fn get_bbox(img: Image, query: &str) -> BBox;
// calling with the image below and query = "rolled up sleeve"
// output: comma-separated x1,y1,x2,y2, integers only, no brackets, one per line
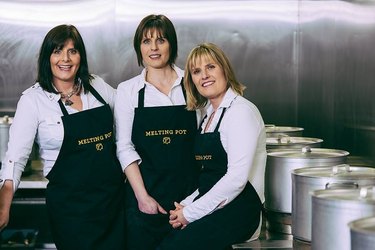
1,94,38,191
114,83,141,171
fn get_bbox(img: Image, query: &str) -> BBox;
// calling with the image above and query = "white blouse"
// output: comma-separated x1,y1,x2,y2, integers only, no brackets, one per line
181,88,267,223
0,75,116,191
114,66,201,171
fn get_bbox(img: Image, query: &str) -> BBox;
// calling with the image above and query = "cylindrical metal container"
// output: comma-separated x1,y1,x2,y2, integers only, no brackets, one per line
292,164,375,242
265,125,304,138
265,147,349,213
266,135,323,150
264,146,348,233
311,187,375,250
349,216,375,250
0,116,13,164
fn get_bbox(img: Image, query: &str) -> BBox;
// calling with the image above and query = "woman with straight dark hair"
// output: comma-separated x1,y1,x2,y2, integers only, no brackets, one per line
0,24,125,250
159,43,266,250
115,14,199,250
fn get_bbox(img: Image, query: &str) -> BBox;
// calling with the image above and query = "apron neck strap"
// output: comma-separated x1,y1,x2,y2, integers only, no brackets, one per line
86,84,106,104
214,108,227,133
58,99,69,116
199,108,227,133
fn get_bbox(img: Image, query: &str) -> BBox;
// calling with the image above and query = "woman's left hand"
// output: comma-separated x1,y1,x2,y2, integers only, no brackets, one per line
169,202,189,229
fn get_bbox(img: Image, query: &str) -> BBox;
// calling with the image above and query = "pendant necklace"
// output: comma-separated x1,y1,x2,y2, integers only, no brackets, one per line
60,85,79,106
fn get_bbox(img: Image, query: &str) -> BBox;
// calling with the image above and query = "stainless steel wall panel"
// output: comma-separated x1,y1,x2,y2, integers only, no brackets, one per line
298,1,375,161
0,0,374,162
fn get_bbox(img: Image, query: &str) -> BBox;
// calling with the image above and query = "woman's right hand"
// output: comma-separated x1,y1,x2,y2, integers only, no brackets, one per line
0,207,10,231
0,180,14,231
124,162,167,214
138,194,167,214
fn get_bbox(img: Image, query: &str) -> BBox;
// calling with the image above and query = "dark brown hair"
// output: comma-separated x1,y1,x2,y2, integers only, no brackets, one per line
37,24,92,93
133,14,178,67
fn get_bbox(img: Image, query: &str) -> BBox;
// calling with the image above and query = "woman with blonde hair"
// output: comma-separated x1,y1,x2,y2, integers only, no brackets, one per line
159,43,266,250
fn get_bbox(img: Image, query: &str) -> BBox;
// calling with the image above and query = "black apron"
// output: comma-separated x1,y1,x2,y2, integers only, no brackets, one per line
159,108,262,250
125,80,198,250
45,85,125,250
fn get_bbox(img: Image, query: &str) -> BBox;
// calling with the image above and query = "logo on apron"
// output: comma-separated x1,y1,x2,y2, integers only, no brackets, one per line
163,137,171,144
96,143,104,151
145,129,188,145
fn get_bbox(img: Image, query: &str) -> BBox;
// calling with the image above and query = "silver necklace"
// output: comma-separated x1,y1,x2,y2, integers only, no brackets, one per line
60,86,79,106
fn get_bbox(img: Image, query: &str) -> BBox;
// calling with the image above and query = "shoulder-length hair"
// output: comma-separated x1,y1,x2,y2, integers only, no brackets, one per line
36,24,93,93
184,43,246,110
133,14,178,67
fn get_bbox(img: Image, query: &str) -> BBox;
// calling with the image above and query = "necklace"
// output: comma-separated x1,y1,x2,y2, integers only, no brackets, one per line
60,85,79,106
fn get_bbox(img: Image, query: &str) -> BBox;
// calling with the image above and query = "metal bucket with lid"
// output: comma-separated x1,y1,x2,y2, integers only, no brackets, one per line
311,186,375,250
292,164,375,242
264,146,348,234
265,146,349,213
349,216,375,250
266,134,323,150
265,125,304,138
0,116,13,164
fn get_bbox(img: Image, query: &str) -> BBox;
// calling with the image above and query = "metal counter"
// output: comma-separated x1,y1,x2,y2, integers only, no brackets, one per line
19,170,48,189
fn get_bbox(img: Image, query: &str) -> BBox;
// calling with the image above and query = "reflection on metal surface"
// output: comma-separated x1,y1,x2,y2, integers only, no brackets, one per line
0,0,113,26
116,0,298,22
300,1,375,24
0,0,375,162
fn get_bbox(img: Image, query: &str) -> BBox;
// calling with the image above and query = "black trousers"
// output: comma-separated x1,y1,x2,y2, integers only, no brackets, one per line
158,185,261,250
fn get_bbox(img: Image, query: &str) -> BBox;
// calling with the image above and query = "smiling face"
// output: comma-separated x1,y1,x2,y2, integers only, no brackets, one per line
50,39,80,85
140,29,171,70
190,55,228,109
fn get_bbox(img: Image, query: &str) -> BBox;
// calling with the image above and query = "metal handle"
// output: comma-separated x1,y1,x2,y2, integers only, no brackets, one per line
332,164,351,175
360,186,375,199
2,115,10,123
325,182,359,190
277,134,291,144
302,146,312,153
265,124,275,128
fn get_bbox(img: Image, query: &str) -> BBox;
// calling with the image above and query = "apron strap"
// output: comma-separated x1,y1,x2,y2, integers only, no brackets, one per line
58,83,107,116
137,77,186,109
198,108,227,133
86,84,107,105
137,85,146,108
198,114,207,133
213,108,227,133
58,99,69,116
179,78,187,101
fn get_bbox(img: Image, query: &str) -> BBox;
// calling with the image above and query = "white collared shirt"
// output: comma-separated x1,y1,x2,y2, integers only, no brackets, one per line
181,88,267,223
0,75,116,191
114,66,200,170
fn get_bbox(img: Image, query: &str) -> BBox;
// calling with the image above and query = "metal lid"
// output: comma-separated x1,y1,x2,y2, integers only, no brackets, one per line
312,186,375,203
267,146,349,159
265,125,304,133
266,135,323,146
349,216,375,234
292,164,375,179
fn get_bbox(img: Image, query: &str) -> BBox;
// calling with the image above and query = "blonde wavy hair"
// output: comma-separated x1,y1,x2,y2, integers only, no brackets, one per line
184,43,246,110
